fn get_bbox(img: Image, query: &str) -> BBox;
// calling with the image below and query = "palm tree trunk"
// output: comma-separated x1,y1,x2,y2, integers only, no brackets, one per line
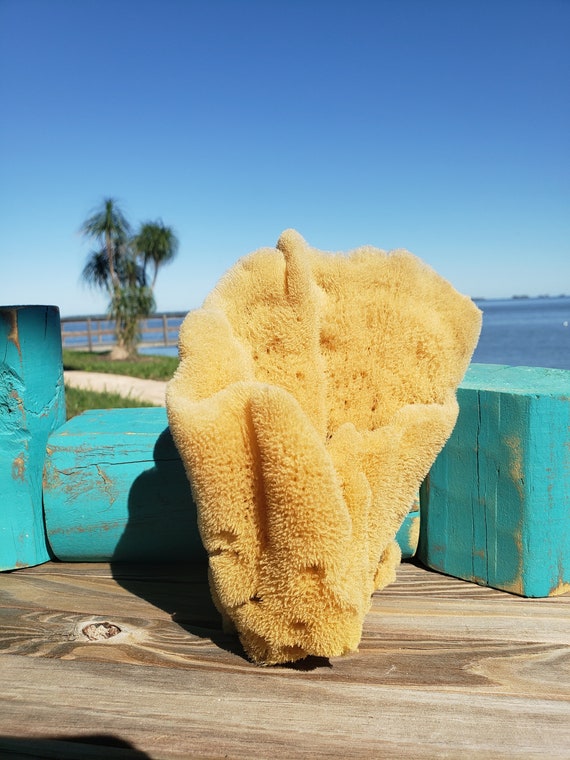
105,231,119,289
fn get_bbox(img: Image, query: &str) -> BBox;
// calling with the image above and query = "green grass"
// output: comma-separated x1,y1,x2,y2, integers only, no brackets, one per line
63,349,176,419
62,349,178,381
65,386,156,420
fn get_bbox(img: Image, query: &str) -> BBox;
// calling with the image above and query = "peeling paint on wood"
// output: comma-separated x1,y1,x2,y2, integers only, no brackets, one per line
0,305,66,571
12,454,25,480
419,364,570,597
2,308,21,355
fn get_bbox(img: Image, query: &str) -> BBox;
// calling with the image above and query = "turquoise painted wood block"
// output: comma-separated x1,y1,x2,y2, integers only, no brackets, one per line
395,496,420,560
0,305,66,571
44,407,418,562
418,364,570,597
44,408,206,562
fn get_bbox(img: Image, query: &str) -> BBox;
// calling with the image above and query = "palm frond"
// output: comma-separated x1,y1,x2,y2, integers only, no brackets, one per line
81,248,112,291
133,220,179,287
80,197,131,242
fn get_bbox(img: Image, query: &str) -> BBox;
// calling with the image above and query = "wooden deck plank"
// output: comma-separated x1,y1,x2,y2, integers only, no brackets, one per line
0,562,569,759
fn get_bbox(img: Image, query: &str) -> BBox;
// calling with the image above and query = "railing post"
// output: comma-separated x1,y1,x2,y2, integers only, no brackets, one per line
87,316,93,352
162,314,168,346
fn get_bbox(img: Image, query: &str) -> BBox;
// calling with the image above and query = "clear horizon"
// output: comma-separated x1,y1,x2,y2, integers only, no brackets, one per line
53,292,570,321
1,0,569,317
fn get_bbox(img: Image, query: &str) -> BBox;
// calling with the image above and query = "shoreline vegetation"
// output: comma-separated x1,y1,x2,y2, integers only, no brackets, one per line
63,349,177,419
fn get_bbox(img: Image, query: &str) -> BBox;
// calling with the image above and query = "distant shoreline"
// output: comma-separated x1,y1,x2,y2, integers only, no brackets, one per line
472,294,569,303
58,296,570,321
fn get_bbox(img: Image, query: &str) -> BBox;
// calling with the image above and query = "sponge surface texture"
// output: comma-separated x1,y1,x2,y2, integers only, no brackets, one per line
167,230,482,664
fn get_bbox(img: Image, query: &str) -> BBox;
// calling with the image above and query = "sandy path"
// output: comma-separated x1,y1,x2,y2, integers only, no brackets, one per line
63,371,167,406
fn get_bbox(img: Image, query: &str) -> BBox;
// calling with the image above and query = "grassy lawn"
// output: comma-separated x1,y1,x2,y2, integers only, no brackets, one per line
63,349,177,419
65,386,156,419
62,349,178,381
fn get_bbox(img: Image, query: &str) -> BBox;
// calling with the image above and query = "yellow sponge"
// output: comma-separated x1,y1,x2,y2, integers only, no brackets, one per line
166,230,481,664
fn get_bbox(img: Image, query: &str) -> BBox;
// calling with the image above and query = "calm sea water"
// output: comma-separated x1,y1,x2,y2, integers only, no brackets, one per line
125,297,570,372
472,297,570,371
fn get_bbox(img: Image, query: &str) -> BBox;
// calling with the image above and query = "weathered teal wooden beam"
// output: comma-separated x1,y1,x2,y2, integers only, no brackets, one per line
43,406,421,563
43,408,205,562
0,306,65,570
418,364,570,597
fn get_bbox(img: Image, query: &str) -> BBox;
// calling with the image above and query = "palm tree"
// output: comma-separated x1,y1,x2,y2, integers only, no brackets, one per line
80,198,131,292
80,198,153,359
133,220,179,288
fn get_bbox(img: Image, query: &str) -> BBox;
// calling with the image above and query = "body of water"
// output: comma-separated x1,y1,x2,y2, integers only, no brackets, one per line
72,298,570,371
472,296,570,371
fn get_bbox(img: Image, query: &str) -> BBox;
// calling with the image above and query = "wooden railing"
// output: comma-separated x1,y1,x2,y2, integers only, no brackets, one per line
60,312,187,351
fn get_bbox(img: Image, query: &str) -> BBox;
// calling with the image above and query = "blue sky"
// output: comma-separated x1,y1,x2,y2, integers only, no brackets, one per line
1,0,568,317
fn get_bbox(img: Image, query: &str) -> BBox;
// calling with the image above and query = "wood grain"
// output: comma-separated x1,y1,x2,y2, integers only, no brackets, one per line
0,562,569,759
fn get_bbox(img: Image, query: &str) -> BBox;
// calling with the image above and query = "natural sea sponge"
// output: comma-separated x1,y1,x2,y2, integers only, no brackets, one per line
166,230,482,664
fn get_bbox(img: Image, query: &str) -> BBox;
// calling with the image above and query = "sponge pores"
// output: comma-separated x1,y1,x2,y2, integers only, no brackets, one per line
166,230,482,664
